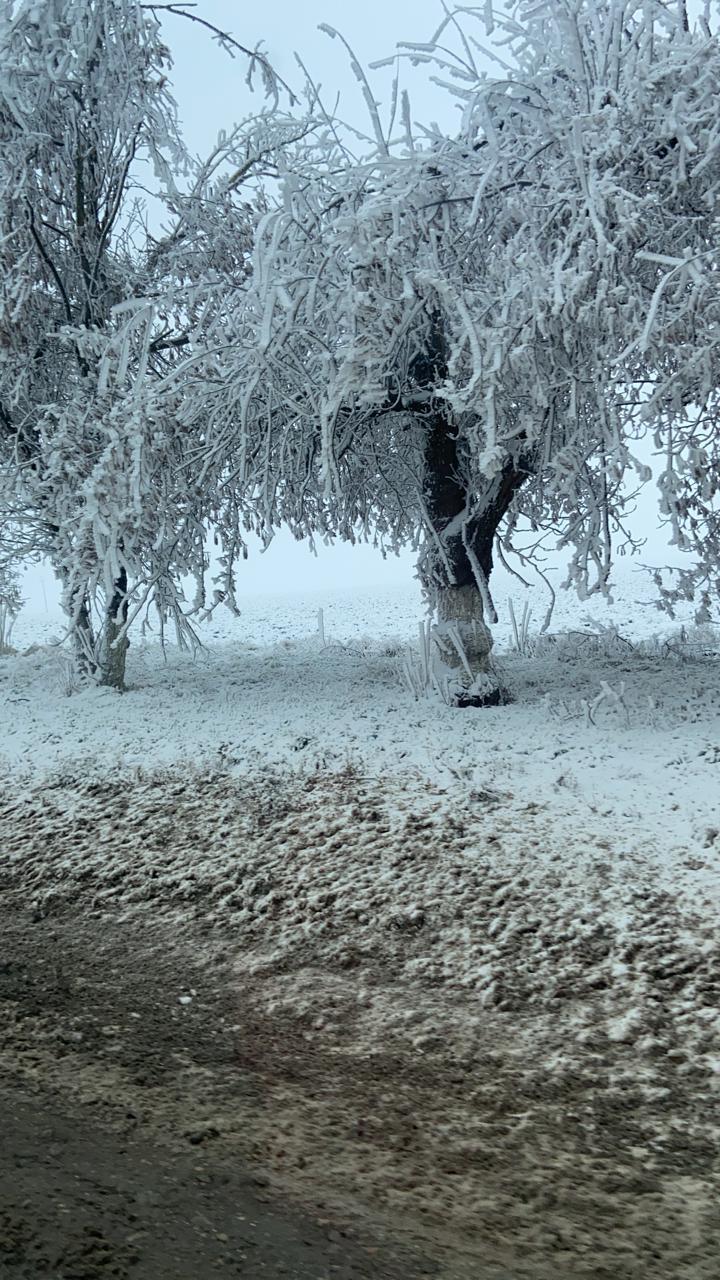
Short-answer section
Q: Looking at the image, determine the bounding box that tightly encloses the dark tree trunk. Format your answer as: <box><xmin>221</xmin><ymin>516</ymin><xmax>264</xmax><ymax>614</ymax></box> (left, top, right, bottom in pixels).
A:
<box><xmin>100</xmin><ymin>566</ymin><xmax>129</xmax><ymax>691</ymax></box>
<box><xmin>421</xmin><ymin>410</ymin><xmax>525</xmax><ymax>699</ymax></box>
<box><xmin>422</xmin><ymin>407</ymin><xmax>526</xmax><ymax>586</ymax></box>
<box><xmin>411</xmin><ymin>314</ymin><xmax>526</xmax><ymax>702</ymax></box>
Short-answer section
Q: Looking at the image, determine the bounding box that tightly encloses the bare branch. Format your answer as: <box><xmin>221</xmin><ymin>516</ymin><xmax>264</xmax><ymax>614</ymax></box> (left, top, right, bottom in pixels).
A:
<box><xmin>25</xmin><ymin>206</ymin><xmax>74</xmax><ymax>327</ymax></box>
<box><xmin>141</xmin><ymin>4</ymin><xmax>297</xmax><ymax>103</ymax></box>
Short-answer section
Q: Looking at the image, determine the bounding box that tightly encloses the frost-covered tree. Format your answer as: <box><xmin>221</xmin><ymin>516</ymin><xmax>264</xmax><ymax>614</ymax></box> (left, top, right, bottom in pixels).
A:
<box><xmin>185</xmin><ymin>1</ymin><xmax>719</xmax><ymax>702</ymax></box>
<box><xmin>0</xmin><ymin>0</ymin><xmax>285</xmax><ymax>687</ymax></box>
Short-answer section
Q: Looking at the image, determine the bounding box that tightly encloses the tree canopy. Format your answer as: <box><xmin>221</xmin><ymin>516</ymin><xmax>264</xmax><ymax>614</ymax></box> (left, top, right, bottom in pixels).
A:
<box><xmin>192</xmin><ymin>1</ymin><xmax>719</xmax><ymax>604</ymax></box>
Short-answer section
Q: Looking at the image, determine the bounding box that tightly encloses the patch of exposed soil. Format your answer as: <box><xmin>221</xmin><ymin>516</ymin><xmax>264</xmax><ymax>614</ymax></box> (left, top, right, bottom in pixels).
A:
<box><xmin>0</xmin><ymin>1088</ymin><xmax>421</xmax><ymax>1280</ymax></box>
<box><xmin>0</xmin><ymin>905</ymin><xmax>436</xmax><ymax>1280</ymax></box>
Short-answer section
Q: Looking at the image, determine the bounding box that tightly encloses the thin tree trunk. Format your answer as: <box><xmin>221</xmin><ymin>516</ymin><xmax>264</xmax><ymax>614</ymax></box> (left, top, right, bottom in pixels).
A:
<box><xmin>57</xmin><ymin>567</ymin><xmax>97</xmax><ymax>678</ymax></box>
<box><xmin>73</xmin><ymin>590</ymin><xmax>97</xmax><ymax>677</ymax></box>
<box><xmin>100</xmin><ymin>567</ymin><xmax>129</xmax><ymax>691</ymax></box>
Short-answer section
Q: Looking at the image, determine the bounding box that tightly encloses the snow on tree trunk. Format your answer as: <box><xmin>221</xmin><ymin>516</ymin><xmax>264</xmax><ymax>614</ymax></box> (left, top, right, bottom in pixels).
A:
<box><xmin>57</xmin><ymin>567</ymin><xmax>98</xmax><ymax>679</ymax></box>
<box><xmin>420</xmin><ymin>409</ymin><xmax>491</xmax><ymax>702</ymax></box>
<box><xmin>420</xmin><ymin>381</ymin><xmax>524</xmax><ymax>706</ymax></box>
<box><xmin>100</xmin><ymin>569</ymin><xmax>129</xmax><ymax>691</ymax></box>
<box><xmin>72</xmin><ymin>593</ymin><xmax>98</xmax><ymax>679</ymax></box>
<box><xmin>434</xmin><ymin>582</ymin><xmax>494</xmax><ymax>691</ymax></box>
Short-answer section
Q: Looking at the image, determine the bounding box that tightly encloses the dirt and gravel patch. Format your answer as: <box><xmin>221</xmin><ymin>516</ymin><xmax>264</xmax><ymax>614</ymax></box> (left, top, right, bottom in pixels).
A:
<box><xmin>1</xmin><ymin>765</ymin><xmax>719</xmax><ymax>1278</ymax></box>
<box><xmin>0</xmin><ymin>903</ymin><xmax>436</xmax><ymax>1280</ymax></box>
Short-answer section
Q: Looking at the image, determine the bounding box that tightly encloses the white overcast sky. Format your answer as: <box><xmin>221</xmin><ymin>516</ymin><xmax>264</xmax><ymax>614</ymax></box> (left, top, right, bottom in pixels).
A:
<box><xmin>163</xmin><ymin>0</ymin><xmax>707</xmax><ymax>153</ymax></box>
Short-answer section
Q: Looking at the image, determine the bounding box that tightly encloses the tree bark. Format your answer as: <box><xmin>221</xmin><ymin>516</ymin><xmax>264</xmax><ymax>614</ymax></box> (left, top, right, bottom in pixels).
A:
<box><xmin>410</xmin><ymin>316</ymin><xmax>525</xmax><ymax>703</ymax></box>
<box><xmin>100</xmin><ymin>567</ymin><xmax>129</xmax><ymax>691</ymax></box>
<box><xmin>421</xmin><ymin>408</ymin><xmax>525</xmax><ymax>702</ymax></box>
<box><xmin>73</xmin><ymin>591</ymin><xmax>97</xmax><ymax>678</ymax></box>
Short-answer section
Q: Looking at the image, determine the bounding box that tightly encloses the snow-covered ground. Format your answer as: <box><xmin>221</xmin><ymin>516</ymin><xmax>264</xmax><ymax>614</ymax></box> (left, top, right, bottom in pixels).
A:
<box><xmin>3</xmin><ymin>559</ymin><xmax>719</xmax><ymax>897</ymax></box>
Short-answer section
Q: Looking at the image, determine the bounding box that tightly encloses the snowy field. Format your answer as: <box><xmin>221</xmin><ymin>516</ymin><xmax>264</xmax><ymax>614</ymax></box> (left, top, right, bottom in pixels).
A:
<box><xmin>2</xmin><ymin>557</ymin><xmax>720</xmax><ymax>1276</ymax></box>
<box><xmin>3</xmin><ymin>558</ymin><xmax>720</xmax><ymax>886</ymax></box>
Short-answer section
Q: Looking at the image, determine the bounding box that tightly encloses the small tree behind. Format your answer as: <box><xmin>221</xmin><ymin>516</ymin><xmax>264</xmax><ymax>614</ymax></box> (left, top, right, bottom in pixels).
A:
<box><xmin>0</xmin><ymin>0</ymin><xmax>280</xmax><ymax>687</ymax></box>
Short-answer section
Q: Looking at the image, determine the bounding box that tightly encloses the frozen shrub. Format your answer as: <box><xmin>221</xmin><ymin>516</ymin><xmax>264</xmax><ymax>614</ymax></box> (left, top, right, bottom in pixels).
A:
<box><xmin>0</xmin><ymin>565</ymin><xmax>22</xmax><ymax>654</ymax></box>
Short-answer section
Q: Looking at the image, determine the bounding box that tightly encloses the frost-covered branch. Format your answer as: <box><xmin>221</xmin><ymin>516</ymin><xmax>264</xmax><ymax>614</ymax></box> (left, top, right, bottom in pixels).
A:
<box><xmin>141</xmin><ymin>3</ymin><xmax>297</xmax><ymax>104</ymax></box>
